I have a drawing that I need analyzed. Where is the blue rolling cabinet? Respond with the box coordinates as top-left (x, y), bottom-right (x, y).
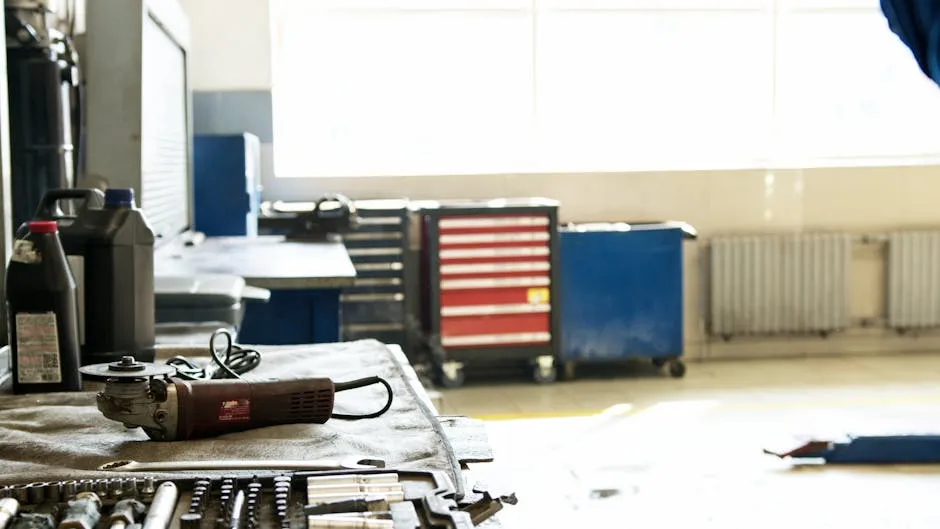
top-left (558, 222), bottom-right (696, 379)
top-left (193, 133), bottom-right (262, 236)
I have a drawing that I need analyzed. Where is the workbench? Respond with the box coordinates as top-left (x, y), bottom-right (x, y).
top-left (155, 236), bottom-right (357, 344)
top-left (0, 340), bottom-right (504, 526)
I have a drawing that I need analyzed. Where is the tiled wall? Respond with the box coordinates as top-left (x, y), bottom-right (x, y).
top-left (185, 0), bottom-right (940, 361)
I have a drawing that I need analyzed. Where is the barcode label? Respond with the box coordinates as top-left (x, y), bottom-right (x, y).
top-left (15, 312), bottom-right (62, 384)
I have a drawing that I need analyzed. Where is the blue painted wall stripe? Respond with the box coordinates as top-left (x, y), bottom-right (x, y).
top-left (192, 90), bottom-right (274, 143)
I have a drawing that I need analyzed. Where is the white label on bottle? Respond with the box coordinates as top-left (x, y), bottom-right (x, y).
top-left (67, 254), bottom-right (85, 346)
top-left (15, 312), bottom-right (62, 384)
top-left (11, 240), bottom-right (40, 264)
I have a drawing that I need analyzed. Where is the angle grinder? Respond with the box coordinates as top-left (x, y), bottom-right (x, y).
top-left (79, 356), bottom-right (394, 441)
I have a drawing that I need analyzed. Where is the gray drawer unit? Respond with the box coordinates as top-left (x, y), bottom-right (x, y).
top-left (341, 200), bottom-right (418, 356)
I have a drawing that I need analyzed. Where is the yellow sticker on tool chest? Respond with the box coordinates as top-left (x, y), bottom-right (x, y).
top-left (527, 287), bottom-right (550, 304)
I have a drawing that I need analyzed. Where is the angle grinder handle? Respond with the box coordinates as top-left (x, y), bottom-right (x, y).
top-left (172, 377), bottom-right (336, 440)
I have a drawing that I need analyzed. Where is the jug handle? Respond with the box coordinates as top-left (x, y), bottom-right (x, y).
top-left (33, 188), bottom-right (106, 220)
top-left (312, 193), bottom-right (355, 219)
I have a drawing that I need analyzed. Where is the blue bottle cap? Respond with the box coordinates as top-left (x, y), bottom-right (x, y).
top-left (105, 188), bottom-right (135, 207)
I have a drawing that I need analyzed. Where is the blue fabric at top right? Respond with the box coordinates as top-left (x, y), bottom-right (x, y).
top-left (881, 0), bottom-right (940, 87)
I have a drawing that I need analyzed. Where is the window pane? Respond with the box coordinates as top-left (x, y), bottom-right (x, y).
top-left (539, 0), bottom-right (767, 10)
top-left (534, 11), bottom-right (773, 171)
top-left (272, 9), bottom-right (533, 177)
top-left (775, 11), bottom-right (940, 161)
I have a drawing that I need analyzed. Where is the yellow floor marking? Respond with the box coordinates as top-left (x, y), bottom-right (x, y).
top-left (472, 409), bottom-right (607, 421)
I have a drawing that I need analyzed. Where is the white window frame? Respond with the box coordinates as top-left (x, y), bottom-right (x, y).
top-left (269, 0), bottom-right (940, 179)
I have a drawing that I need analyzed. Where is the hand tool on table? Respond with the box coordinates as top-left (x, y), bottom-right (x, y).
top-left (58, 492), bottom-right (102, 529)
top-left (0, 498), bottom-right (19, 529)
top-left (765, 434), bottom-right (940, 464)
top-left (108, 499), bottom-right (146, 529)
top-left (12, 513), bottom-right (55, 529)
top-left (25, 484), bottom-right (46, 506)
top-left (141, 482), bottom-right (177, 529)
top-left (304, 496), bottom-right (391, 516)
top-left (306, 515), bottom-right (393, 529)
top-left (225, 490), bottom-right (245, 529)
top-left (79, 354), bottom-right (394, 441)
top-left (97, 456), bottom-right (384, 472)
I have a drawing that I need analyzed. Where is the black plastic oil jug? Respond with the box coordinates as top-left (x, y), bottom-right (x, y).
top-left (26, 187), bottom-right (156, 364)
top-left (6, 220), bottom-right (82, 394)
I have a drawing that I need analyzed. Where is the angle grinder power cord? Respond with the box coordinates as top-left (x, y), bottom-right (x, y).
top-left (78, 329), bottom-right (394, 441)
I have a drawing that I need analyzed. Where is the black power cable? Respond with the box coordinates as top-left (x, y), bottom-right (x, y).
top-left (165, 328), bottom-right (394, 420)
top-left (332, 377), bottom-right (394, 420)
top-left (166, 328), bottom-right (261, 380)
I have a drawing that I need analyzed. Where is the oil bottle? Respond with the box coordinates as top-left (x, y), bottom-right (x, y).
top-left (6, 220), bottom-right (82, 393)
top-left (24, 187), bottom-right (156, 365)
top-left (82, 188), bottom-right (155, 364)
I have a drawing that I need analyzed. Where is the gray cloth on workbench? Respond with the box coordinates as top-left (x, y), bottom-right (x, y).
top-left (0, 340), bottom-right (460, 489)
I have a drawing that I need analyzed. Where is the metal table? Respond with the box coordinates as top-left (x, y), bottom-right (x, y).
top-left (156, 236), bottom-right (357, 344)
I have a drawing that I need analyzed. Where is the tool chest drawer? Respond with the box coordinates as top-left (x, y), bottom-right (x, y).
top-left (341, 292), bottom-right (406, 323)
top-left (340, 200), bottom-right (418, 355)
top-left (416, 198), bottom-right (561, 387)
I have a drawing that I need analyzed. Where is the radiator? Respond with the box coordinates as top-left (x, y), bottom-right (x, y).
top-left (887, 231), bottom-right (940, 330)
top-left (709, 233), bottom-right (852, 337)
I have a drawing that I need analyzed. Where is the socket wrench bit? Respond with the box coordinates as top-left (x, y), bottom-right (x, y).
top-left (94, 481), bottom-right (108, 498)
top-left (122, 479), bottom-right (137, 499)
top-left (0, 487), bottom-right (11, 499)
top-left (139, 478), bottom-right (155, 499)
top-left (11, 486), bottom-right (28, 505)
top-left (59, 492), bottom-right (102, 529)
top-left (108, 480), bottom-right (124, 499)
top-left (63, 482), bottom-right (78, 500)
top-left (79, 480), bottom-right (94, 494)
top-left (46, 483), bottom-right (61, 504)
top-left (25, 483), bottom-right (46, 505)
top-left (178, 514), bottom-right (201, 529)
top-left (109, 499), bottom-right (146, 529)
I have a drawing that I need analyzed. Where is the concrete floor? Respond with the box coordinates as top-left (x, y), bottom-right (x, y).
top-left (439, 354), bottom-right (940, 528)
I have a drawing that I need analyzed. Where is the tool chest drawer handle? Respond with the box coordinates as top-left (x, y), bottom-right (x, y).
top-left (347, 248), bottom-right (403, 257)
top-left (441, 332), bottom-right (551, 347)
top-left (439, 216), bottom-right (550, 229)
top-left (441, 262), bottom-right (550, 275)
top-left (441, 277), bottom-right (550, 290)
top-left (439, 232), bottom-right (550, 245)
top-left (341, 293), bottom-right (405, 302)
top-left (440, 246), bottom-right (549, 259)
top-left (441, 303), bottom-right (550, 317)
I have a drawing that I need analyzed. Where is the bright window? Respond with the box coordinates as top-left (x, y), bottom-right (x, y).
top-left (269, 0), bottom-right (940, 177)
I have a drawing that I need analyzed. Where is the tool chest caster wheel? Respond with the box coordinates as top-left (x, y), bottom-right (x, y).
top-left (532, 356), bottom-right (557, 384)
top-left (668, 359), bottom-right (686, 378)
top-left (562, 361), bottom-right (577, 380)
top-left (652, 358), bottom-right (667, 368)
top-left (438, 362), bottom-right (465, 389)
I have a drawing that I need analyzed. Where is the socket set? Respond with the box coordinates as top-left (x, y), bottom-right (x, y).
top-left (0, 470), bottom-right (513, 529)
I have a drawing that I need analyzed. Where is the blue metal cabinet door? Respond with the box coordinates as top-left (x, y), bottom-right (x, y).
top-left (559, 227), bottom-right (684, 362)
top-left (238, 289), bottom-right (342, 345)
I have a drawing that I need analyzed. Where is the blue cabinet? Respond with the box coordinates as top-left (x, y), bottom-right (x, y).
top-left (193, 133), bottom-right (262, 237)
top-left (238, 289), bottom-right (341, 345)
top-left (559, 223), bottom-right (693, 377)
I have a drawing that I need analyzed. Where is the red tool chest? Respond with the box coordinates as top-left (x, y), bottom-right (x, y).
top-left (416, 199), bottom-right (560, 387)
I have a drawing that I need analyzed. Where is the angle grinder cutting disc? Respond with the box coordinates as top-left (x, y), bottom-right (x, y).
top-left (78, 355), bottom-right (177, 379)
